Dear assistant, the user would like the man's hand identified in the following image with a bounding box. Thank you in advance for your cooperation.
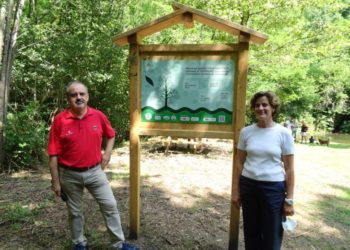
[101,152,111,170]
[102,137,115,170]
[49,156,61,197]
[51,179,61,197]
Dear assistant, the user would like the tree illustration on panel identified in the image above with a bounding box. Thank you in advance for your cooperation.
[159,77,179,108]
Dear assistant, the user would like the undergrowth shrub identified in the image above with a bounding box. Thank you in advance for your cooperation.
[340,121,350,133]
[3,101,48,172]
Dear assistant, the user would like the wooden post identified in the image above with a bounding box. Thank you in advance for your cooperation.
[128,34,141,238]
[182,12,194,28]
[229,33,250,250]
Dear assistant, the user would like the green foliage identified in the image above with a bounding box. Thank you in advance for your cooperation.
[340,121,350,133]
[244,0,350,129]
[3,102,48,172]
[3,203,32,223]
[13,0,131,131]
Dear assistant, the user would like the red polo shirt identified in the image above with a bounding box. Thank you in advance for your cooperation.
[48,107,116,168]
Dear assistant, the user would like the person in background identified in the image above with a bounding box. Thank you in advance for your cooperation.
[301,121,308,143]
[309,136,315,144]
[291,118,298,141]
[48,81,125,250]
[283,117,292,133]
[232,91,295,250]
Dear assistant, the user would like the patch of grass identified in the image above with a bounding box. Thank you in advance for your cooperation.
[183,238,196,249]
[186,206,200,214]
[3,203,32,223]
[36,199,54,210]
[108,172,129,181]
[312,239,339,250]
[298,142,350,149]
[328,143,350,149]
[86,228,100,241]
[33,220,47,226]
[85,228,111,249]
[315,185,350,226]
[1,201,52,227]
[329,186,350,225]
[10,222,22,230]
[340,187,350,200]
[317,200,350,226]
[118,163,129,169]
[305,143,344,148]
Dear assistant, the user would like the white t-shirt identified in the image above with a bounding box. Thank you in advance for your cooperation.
[237,123,295,182]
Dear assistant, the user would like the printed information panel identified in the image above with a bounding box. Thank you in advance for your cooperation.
[141,59,234,124]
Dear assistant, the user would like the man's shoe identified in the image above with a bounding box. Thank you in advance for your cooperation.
[74,244,89,250]
[120,242,140,250]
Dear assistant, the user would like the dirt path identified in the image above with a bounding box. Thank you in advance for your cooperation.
[0,139,349,249]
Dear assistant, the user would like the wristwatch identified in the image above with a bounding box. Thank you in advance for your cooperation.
[285,198,294,206]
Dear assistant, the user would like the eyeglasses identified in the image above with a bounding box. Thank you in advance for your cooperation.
[69,92,87,98]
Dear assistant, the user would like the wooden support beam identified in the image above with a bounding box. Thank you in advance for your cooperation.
[173,2,267,44]
[182,12,194,28]
[128,35,141,239]
[138,128,234,139]
[194,14,240,37]
[112,9,186,46]
[127,33,142,45]
[139,44,244,53]
[239,32,251,43]
[229,37,250,250]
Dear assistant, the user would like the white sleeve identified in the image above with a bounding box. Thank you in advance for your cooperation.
[237,127,247,151]
[282,130,295,155]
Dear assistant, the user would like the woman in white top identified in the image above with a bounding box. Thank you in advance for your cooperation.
[232,91,295,250]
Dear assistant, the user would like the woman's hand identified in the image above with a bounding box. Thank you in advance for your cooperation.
[231,149,246,209]
[283,203,294,216]
[231,189,241,209]
[282,154,295,217]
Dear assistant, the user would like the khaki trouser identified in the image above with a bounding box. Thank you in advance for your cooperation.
[59,165,125,248]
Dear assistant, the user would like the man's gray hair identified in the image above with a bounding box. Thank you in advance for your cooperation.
[65,80,88,96]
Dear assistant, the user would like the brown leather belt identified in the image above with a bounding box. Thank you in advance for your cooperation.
[59,162,100,172]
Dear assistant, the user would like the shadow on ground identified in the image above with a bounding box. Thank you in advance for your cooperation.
[0,169,233,250]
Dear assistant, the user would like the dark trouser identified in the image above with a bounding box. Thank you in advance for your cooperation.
[239,176,285,250]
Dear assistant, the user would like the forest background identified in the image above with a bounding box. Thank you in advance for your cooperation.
[0,0,349,172]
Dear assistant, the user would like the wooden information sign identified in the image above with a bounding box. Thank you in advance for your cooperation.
[112,2,267,249]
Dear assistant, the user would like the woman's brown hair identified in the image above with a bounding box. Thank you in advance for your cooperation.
[250,91,280,117]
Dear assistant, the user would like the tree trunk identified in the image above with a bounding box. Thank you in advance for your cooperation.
[5,0,25,116]
[0,0,13,169]
[0,0,25,170]
[0,1,8,64]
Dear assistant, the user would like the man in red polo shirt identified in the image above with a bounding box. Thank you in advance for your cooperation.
[48,81,125,250]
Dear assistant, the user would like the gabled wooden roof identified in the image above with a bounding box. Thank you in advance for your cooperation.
[112,2,268,46]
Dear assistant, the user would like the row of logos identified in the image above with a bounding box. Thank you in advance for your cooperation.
[144,113,226,123]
